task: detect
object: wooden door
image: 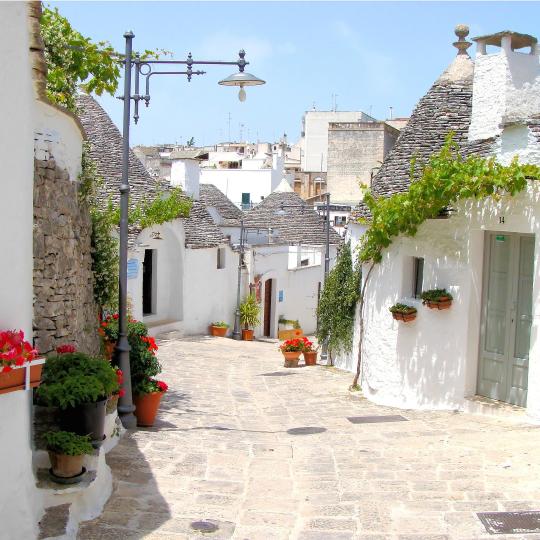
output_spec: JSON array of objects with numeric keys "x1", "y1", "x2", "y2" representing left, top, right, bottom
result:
[
  {"x1": 263, "y1": 279, "x2": 272, "y2": 337},
  {"x1": 478, "y1": 233, "x2": 533, "y2": 406},
  {"x1": 143, "y1": 249, "x2": 153, "y2": 315}
]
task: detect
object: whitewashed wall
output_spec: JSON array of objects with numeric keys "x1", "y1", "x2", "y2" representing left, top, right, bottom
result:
[
  {"x1": 0, "y1": 3, "x2": 42, "y2": 537},
  {"x1": 249, "y1": 244, "x2": 337, "y2": 337},
  {"x1": 170, "y1": 159, "x2": 200, "y2": 200},
  {"x1": 345, "y1": 185, "x2": 540, "y2": 420}
]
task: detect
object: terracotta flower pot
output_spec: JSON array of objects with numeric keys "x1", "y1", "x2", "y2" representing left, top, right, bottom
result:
[
  {"x1": 48, "y1": 452, "x2": 85, "y2": 479},
  {"x1": 303, "y1": 351, "x2": 318, "y2": 366},
  {"x1": 425, "y1": 299, "x2": 452, "y2": 310},
  {"x1": 106, "y1": 393, "x2": 119, "y2": 415},
  {"x1": 392, "y1": 312, "x2": 417, "y2": 322},
  {"x1": 0, "y1": 363, "x2": 43, "y2": 395},
  {"x1": 242, "y1": 329, "x2": 254, "y2": 341},
  {"x1": 133, "y1": 391, "x2": 164, "y2": 427},
  {"x1": 104, "y1": 341, "x2": 116, "y2": 361},
  {"x1": 282, "y1": 350, "x2": 301, "y2": 368},
  {"x1": 210, "y1": 325, "x2": 228, "y2": 337}
]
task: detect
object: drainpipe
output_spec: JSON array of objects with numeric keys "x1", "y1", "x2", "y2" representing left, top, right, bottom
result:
[{"x1": 320, "y1": 192, "x2": 331, "y2": 364}]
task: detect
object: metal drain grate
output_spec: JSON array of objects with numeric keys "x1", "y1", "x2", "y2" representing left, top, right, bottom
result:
[
  {"x1": 190, "y1": 520, "x2": 219, "y2": 533},
  {"x1": 287, "y1": 427, "x2": 327, "y2": 435},
  {"x1": 260, "y1": 372, "x2": 297, "y2": 376},
  {"x1": 478, "y1": 511, "x2": 540, "y2": 534},
  {"x1": 347, "y1": 415, "x2": 408, "y2": 424}
]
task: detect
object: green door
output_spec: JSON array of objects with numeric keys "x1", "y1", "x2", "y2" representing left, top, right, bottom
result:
[{"x1": 478, "y1": 233, "x2": 534, "y2": 406}]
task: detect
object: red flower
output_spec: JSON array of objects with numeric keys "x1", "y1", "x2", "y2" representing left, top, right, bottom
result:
[
  {"x1": 118, "y1": 388, "x2": 126, "y2": 398},
  {"x1": 116, "y1": 368, "x2": 124, "y2": 385},
  {"x1": 0, "y1": 330, "x2": 37, "y2": 371},
  {"x1": 112, "y1": 314, "x2": 119, "y2": 320},
  {"x1": 157, "y1": 380, "x2": 168, "y2": 392},
  {"x1": 56, "y1": 344, "x2": 76, "y2": 354},
  {"x1": 141, "y1": 336, "x2": 158, "y2": 353},
  {"x1": 2, "y1": 365, "x2": 12, "y2": 373}
]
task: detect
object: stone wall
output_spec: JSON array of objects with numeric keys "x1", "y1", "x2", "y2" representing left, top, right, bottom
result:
[{"x1": 33, "y1": 154, "x2": 100, "y2": 355}]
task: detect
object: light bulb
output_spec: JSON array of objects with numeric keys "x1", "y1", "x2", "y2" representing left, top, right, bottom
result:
[{"x1": 238, "y1": 86, "x2": 246, "y2": 102}]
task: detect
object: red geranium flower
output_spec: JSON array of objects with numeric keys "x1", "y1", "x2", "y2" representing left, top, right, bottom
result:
[
  {"x1": 56, "y1": 344, "x2": 76, "y2": 354},
  {"x1": 157, "y1": 380, "x2": 168, "y2": 392},
  {"x1": 118, "y1": 388, "x2": 126, "y2": 398}
]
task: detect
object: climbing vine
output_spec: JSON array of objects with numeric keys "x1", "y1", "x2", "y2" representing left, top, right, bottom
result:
[
  {"x1": 358, "y1": 135, "x2": 540, "y2": 264},
  {"x1": 350, "y1": 134, "x2": 540, "y2": 388},
  {"x1": 316, "y1": 242, "x2": 361, "y2": 359}
]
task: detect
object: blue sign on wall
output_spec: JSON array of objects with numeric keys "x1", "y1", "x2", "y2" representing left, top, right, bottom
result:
[
  {"x1": 278, "y1": 290, "x2": 284, "y2": 302},
  {"x1": 127, "y1": 258, "x2": 139, "y2": 279}
]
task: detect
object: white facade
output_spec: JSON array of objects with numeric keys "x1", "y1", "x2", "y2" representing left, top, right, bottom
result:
[
  {"x1": 0, "y1": 5, "x2": 41, "y2": 537},
  {"x1": 245, "y1": 243, "x2": 338, "y2": 338},
  {"x1": 170, "y1": 159, "x2": 201, "y2": 200},
  {"x1": 200, "y1": 147, "x2": 292, "y2": 207},
  {"x1": 126, "y1": 222, "x2": 239, "y2": 337},
  {"x1": 302, "y1": 110, "x2": 375, "y2": 172},
  {"x1": 337, "y1": 32, "x2": 540, "y2": 421}
]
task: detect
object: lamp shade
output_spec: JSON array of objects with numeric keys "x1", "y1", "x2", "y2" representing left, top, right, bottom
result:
[{"x1": 218, "y1": 72, "x2": 266, "y2": 87}]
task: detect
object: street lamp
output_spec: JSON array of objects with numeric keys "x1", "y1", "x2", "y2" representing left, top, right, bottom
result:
[{"x1": 116, "y1": 31, "x2": 265, "y2": 428}]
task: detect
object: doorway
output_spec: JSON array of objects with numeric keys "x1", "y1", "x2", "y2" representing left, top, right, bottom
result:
[
  {"x1": 263, "y1": 279, "x2": 273, "y2": 337},
  {"x1": 142, "y1": 249, "x2": 156, "y2": 316},
  {"x1": 477, "y1": 232, "x2": 534, "y2": 406}
]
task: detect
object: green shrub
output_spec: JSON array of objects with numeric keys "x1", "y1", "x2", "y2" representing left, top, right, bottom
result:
[
  {"x1": 37, "y1": 353, "x2": 119, "y2": 409},
  {"x1": 44, "y1": 431, "x2": 94, "y2": 456},
  {"x1": 239, "y1": 295, "x2": 260, "y2": 329},
  {"x1": 420, "y1": 289, "x2": 453, "y2": 302},
  {"x1": 389, "y1": 303, "x2": 417, "y2": 314},
  {"x1": 211, "y1": 321, "x2": 229, "y2": 328}
]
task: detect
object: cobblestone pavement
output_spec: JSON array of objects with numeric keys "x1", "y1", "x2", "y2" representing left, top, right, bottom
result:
[{"x1": 79, "y1": 337, "x2": 540, "y2": 540}]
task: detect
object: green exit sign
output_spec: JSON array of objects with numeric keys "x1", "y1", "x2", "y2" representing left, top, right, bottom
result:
[{"x1": 496, "y1": 235, "x2": 506, "y2": 242}]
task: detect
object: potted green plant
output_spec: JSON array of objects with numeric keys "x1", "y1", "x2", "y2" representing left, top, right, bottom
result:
[
  {"x1": 301, "y1": 337, "x2": 318, "y2": 366},
  {"x1": 389, "y1": 303, "x2": 418, "y2": 322},
  {"x1": 421, "y1": 289, "x2": 453, "y2": 310},
  {"x1": 239, "y1": 295, "x2": 260, "y2": 341},
  {"x1": 279, "y1": 338, "x2": 305, "y2": 368},
  {"x1": 44, "y1": 430, "x2": 94, "y2": 483},
  {"x1": 36, "y1": 353, "x2": 119, "y2": 448},
  {"x1": 209, "y1": 321, "x2": 229, "y2": 337}
]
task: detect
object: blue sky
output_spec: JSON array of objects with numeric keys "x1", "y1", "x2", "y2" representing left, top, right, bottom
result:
[{"x1": 53, "y1": 1, "x2": 540, "y2": 147}]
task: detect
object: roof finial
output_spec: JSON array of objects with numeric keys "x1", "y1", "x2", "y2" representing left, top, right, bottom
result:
[{"x1": 453, "y1": 24, "x2": 471, "y2": 55}]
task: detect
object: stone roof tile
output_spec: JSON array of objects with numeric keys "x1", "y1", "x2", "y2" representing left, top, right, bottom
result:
[{"x1": 199, "y1": 184, "x2": 243, "y2": 226}]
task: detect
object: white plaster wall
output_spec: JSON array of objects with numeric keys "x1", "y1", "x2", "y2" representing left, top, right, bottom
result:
[
  {"x1": 200, "y1": 169, "x2": 273, "y2": 207},
  {"x1": 182, "y1": 245, "x2": 239, "y2": 334},
  {"x1": 470, "y1": 47, "x2": 540, "y2": 141},
  {"x1": 250, "y1": 244, "x2": 337, "y2": 336},
  {"x1": 0, "y1": 3, "x2": 43, "y2": 537},
  {"x1": 34, "y1": 100, "x2": 83, "y2": 181},
  {"x1": 128, "y1": 221, "x2": 185, "y2": 324},
  {"x1": 348, "y1": 185, "x2": 540, "y2": 419},
  {"x1": 170, "y1": 159, "x2": 200, "y2": 200}
]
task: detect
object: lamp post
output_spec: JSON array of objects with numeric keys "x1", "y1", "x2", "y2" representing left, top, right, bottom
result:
[{"x1": 116, "y1": 31, "x2": 265, "y2": 428}]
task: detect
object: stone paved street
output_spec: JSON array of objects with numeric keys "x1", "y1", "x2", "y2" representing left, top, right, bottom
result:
[{"x1": 79, "y1": 337, "x2": 540, "y2": 540}]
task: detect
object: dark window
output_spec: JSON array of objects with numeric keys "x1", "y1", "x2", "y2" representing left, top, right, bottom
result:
[
  {"x1": 241, "y1": 192, "x2": 251, "y2": 210},
  {"x1": 217, "y1": 247, "x2": 225, "y2": 269},
  {"x1": 413, "y1": 257, "x2": 424, "y2": 298},
  {"x1": 300, "y1": 258, "x2": 309, "y2": 267}
]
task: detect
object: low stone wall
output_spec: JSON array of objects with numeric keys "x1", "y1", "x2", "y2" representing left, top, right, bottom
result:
[{"x1": 33, "y1": 156, "x2": 100, "y2": 355}]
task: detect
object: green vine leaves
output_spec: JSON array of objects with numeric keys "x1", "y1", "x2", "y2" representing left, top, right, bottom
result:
[{"x1": 358, "y1": 134, "x2": 540, "y2": 264}]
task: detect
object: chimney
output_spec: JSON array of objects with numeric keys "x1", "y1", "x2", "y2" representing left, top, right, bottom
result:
[{"x1": 469, "y1": 30, "x2": 540, "y2": 141}]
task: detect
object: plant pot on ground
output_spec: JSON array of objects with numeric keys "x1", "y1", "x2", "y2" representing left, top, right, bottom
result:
[
  {"x1": 389, "y1": 303, "x2": 418, "y2": 322},
  {"x1": 44, "y1": 430, "x2": 94, "y2": 483},
  {"x1": 239, "y1": 295, "x2": 261, "y2": 341},
  {"x1": 210, "y1": 322, "x2": 229, "y2": 337},
  {"x1": 421, "y1": 289, "x2": 453, "y2": 310},
  {"x1": 36, "y1": 353, "x2": 120, "y2": 448},
  {"x1": 301, "y1": 337, "x2": 318, "y2": 366},
  {"x1": 0, "y1": 330, "x2": 40, "y2": 395},
  {"x1": 279, "y1": 338, "x2": 305, "y2": 368},
  {"x1": 133, "y1": 379, "x2": 168, "y2": 427}
]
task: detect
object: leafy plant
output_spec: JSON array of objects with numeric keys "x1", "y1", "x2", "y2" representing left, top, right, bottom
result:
[
  {"x1": 316, "y1": 242, "x2": 361, "y2": 358},
  {"x1": 36, "y1": 353, "x2": 119, "y2": 409},
  {"x1": 128, "y1": 188, "x2": 192, "y2": 229},
  {"x1": 420, "y1": 289, "x2": 453, "y2": 303},
  {"x1": 44, "y1": 431, "x2": 94, "y2": 456},
  {"x1": 389, "y1": 303, "x2": 417, "y2": 314},
  {"x1": 99, "y1": 316, "x2": 162, "y2": 395},
  {"x1": 135, "y1": 378, "x2": 168, "y2": 395},
  {"x1": 211, "y1": 322, "x2": 229, "y2": 328},
  {"x1": 239, "y1": 295, "x2": 260, "y2": 329}
]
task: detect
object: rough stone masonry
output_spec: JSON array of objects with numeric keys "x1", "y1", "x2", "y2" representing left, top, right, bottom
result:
[{"x1": 33, "y1": 152, "x2": 100, "y2": 356}]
